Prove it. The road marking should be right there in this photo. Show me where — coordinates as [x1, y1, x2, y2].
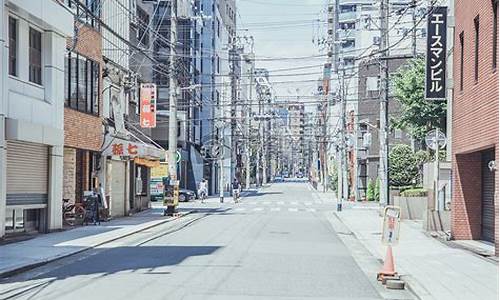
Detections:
[288, 208, 298, 212]
[277, 201, 284, 205]
[253, 207, 263, 211]
[271, 207, 281, 212]
[291, 201, 298, 205]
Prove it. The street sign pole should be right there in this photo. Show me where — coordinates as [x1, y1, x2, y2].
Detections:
[434, 128, 440, 211]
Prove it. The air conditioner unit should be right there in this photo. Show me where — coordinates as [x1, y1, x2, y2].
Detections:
[373, 36, 381, 46]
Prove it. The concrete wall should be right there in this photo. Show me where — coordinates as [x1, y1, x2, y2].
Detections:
[0, 0, 72, 236]
[393, 196, 427, 220]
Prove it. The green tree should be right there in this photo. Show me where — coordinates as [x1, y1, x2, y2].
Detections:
[366, 179, 375, 201]
[374, 177, 380, 201]
[392, 58, 447, 143]
[389, 144, 418, 187]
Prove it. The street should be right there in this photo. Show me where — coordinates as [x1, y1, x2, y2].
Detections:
[0, 182, 386, 300]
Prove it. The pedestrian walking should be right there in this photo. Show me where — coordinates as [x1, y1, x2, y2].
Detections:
[232, 178, 241, 203]
[198, 178, 208, 203]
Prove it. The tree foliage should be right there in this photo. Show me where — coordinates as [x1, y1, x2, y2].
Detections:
[389, 144, 419, 187]
[366, 179, 375, 201]
[392, 58, 447, 142]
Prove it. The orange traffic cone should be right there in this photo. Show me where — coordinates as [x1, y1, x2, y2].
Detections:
[377, 245, 397, 281]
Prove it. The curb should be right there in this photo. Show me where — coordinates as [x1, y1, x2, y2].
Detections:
[330, 209, 423, 300]
[0, 210, 193, 279]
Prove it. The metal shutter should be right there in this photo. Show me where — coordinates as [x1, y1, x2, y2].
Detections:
[481, 149, 495, 243]
[6, 141, 49, 206]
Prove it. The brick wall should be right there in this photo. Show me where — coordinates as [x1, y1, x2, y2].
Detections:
[452, 0, 499, 254]
[64, 23, 104, 152]
[64, 108, 103, 151]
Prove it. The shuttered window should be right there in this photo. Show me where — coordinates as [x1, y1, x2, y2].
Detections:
[6, 141, 49, 206]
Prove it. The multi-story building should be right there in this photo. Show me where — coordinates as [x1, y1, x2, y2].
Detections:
[1, 0, 73, 237]
[287, 103, 306, 176]
[452, 0, 498, 254]
[356, 58, 413, 199]
[200, 0, 236, 193]
[328, 0, 427, 199]
[62, 0, 104, 219]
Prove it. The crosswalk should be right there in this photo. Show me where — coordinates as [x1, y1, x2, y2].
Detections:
[233, 206, 317, 213]
[228, 198, 331, 214]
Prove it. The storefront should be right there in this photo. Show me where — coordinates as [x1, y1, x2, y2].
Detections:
[101, 135, 165, 217]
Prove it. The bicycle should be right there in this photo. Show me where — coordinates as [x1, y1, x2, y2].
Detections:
[62, 199, 86, 226]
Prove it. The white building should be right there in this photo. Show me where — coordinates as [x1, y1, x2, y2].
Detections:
[0, 0, 73, 237]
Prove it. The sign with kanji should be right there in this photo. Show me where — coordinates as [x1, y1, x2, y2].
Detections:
[111, 142, 141, 157]
[381, 206, 401, 246]
[140, 83, 157, 128]
[425, 6, 447, 100]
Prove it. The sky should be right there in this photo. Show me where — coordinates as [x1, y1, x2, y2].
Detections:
[236, 0, 330, 100]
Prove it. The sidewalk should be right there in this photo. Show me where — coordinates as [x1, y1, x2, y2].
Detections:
[316, 191, 499, 300]
[0, 206, 192, 279]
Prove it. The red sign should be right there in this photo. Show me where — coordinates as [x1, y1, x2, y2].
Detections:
[140, 83, 157, 128]
[111, 142, 139, 157]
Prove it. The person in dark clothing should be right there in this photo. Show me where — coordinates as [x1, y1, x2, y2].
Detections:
[232, 178, 241, 203]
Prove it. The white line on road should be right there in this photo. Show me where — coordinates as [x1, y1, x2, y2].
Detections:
[253, 207, 264, 211]
[288, 208, 298, 212]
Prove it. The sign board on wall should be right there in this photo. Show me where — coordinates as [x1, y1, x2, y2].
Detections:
[140, 83, 157, 128]
[425, 6, 448, 100]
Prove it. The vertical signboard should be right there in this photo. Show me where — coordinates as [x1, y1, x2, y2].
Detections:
[425, 6, 447, 100]
[381, 206, 401, 246]
[323, 63, 332, 95]
[140, 83, 157, 128]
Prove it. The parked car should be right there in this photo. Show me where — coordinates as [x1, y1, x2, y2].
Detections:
[178, 189, 196, 202]
[274, 175, 284, 182]
[297, 172, 304, 178]
[283, 171, 289, 178]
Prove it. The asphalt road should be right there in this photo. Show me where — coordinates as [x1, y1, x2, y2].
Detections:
[0, 181, 382, 300]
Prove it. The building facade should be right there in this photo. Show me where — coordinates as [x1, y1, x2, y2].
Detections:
[452, 0, 498, 253]
[1, 0, 73, 237]
[62, 0, 104, 218]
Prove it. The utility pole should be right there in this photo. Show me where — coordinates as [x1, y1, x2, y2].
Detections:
[245, 52, 254, 189]
[412, 0, 417, 57]
[379, 0, 390, 207]
[167, 0, 179, 215]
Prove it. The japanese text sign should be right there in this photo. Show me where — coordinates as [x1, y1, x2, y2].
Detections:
[425, 6, 448, 100]
[140, 83, 157, 128]
[382, 206, 401, 246]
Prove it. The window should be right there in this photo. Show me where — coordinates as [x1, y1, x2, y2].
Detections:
[474, 16, 479, 82]
[66, 0, 101, 28]
[29, 28, 42, 85]
[460, 31, 464, 91]
[493, 0, 498, 69]
[136, 6, 149, 46]
[8, 17, 17, 76]
[65, 51, 100, 115]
